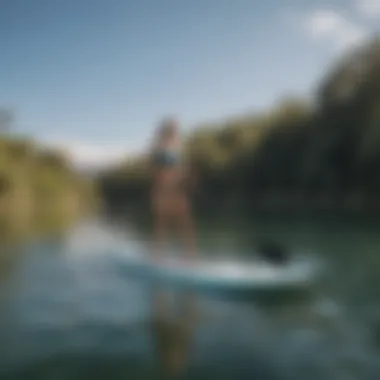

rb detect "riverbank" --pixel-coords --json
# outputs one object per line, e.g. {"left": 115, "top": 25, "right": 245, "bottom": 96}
{"left": 0, "top": 136, "right": 99, "bottom": 243}
{"left": 101, "top": 190, "right": 380, "bottom": 222}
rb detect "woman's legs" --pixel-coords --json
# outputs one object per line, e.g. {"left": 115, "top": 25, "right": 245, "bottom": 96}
{"left": 152, "top": 193, "right": 170, "bottom": 262}
{"left": 176, "top": 195, "right": 196, "bottom": 260}
{"left": 152, "top": 188, "right": 197, "bottom": 262}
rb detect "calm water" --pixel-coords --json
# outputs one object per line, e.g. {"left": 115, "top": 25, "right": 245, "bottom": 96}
{"left": 0, "top": 214, "right": 379, "bottom": 380}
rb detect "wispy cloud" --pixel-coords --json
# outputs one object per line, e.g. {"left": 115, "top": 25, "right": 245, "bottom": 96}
{"left": 295, "top": 0, "right": 380, "bottom": 51}
{"left": 354, "top": 0, "right": 380, "bottom": 18}
{"left": 302, "top": 9, "right": 368, "bottom": 50}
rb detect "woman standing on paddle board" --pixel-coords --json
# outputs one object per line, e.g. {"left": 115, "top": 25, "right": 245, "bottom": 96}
{"left": 150, "top": 117, "right": 197, "bottom": 261}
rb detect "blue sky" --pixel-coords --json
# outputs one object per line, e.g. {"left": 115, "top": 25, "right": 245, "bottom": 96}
{"left": 1, "top": 0, "right": 379, "bottom": 168}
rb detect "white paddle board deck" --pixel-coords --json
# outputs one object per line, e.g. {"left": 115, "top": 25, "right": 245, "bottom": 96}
{"left": 117, "top": 252, "right": 319, "bottom": 297}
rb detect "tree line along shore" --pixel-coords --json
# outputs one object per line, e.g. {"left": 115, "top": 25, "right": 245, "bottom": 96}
{"left": 98, "top": 38, "right": 380, "bottom": 216}
{"left": 0, "top": 136, "right": 98, "bottom": 242}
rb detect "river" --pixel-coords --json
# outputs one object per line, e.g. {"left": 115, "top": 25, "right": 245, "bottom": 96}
{"left": 0, "top": 213, "right": 379, "bottom": 380}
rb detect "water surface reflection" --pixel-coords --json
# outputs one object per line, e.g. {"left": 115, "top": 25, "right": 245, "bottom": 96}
{"left": 150, "top": 290, "right": 197, "bottom": 379}
{"left": 0, "top": 218, "right": 378, "bottom": 379}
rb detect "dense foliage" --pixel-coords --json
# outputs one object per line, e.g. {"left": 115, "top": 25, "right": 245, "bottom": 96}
{"left": 0, "top": 135, "right": 98, "bottom": 240}
{"left": 99, "top": 39, "right": 380, "bottom": 214}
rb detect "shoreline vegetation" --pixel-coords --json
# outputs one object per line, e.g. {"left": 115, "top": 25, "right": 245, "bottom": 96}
{"left": 98, "top": 38, "right": 380, "bottom": 216}
{"left": 0, "top": 135, "right": 98, "bottom": 243}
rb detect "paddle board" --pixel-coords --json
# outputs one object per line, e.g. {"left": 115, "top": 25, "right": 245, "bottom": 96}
{"left": 117, "top": 252, "right": 319, "bottom": 297}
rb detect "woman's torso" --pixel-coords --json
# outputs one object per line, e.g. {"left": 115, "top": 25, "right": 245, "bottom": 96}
{"left": 153, "top": 145, "right": 181, "bottom": 168}
{"left": 152, "top": 140, "right": 184, "bottom": 192}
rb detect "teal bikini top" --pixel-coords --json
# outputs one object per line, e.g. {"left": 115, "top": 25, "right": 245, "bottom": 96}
{"left": 153, "top": 146, "right": 181, "bottom": 167}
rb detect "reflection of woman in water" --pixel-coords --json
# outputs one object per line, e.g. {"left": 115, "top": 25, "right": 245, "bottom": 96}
{"left": 150, "top": 117, "right": 197, "bottom": 261}
{"left": 150, "top": 291, "right": 197, "bottom": 379}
